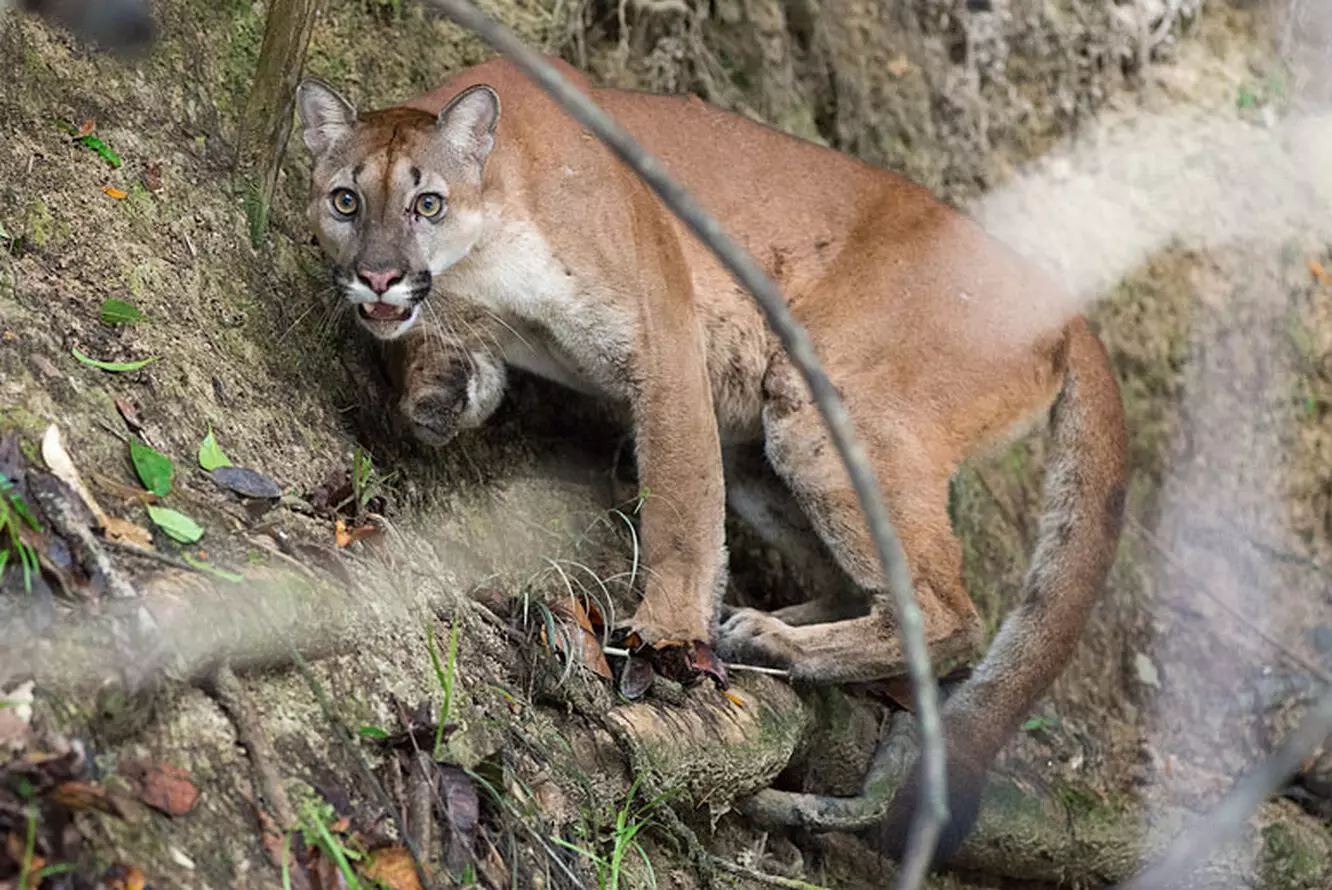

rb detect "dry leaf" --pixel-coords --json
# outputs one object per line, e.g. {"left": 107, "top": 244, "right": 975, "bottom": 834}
{"left": 144, "top": 160, "right": 163, "bottom": 192}
{"left": 101, "top": 186, "right": 128, "bottom": 200}
{"left": 439, "top": 765, "right": 479, "bottom": 870}
{"left": 363, "top": 847, "right": 424, "bottom": 890}
{"left": 334, "top": 518, "right": 379, "bottom": 548}
{"left": 619, "top": 654, "right": 655, "bottom": 700}
{"left": 49, "top": 780, "right": 118, "bottom": 814}
{"left": 477, "top": 837, "right": 511, "bottom": 888}
{"left": 103, "top": 515, "right": 154, "bottom": 549}
{"left": 544, "top": 595, "right": 613, "bottom": 680}
{"left": 76, "top": 118, "right": 96, "bottom": 138}
{"left": 114, "top": 398, "right": 146, "bottom": 435}
{"left": 887, "top": 54, "right": 912, "bottom": 77}
{"left": 41, "top": 424, "right": 108, "bottom": 527}
{"left": 121, "top": 758, "right": 200, "bottom": 816}
{"left": 92, "top": 472, "right": 161, "bottom": 505}
{"left": 1309, "top": 259, "right": 1332, "bottom": 286}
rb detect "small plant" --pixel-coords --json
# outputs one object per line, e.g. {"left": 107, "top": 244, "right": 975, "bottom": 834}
{"left": 554, "top": 773, "right": 670, "bottom": 890}
{"left": 0, "top": 472, "right": 40, "bottom": 593}
{"left": 426, "top": 614, "right": 462, "bottom": 759}
{"left": 297, "top": 798, "right": 366, "bottom": 890}
{"left": 350, "top": 447, "right": 395, "bottom": 516}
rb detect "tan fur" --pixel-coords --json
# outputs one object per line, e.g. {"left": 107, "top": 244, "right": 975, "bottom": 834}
{"left": 296, "top": 56, "right": 1128, "bottom": 859}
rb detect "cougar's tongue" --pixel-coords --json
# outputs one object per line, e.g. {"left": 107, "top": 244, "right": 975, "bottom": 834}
{"left": 361, "top": 302, "right": 409, "bottom": 320}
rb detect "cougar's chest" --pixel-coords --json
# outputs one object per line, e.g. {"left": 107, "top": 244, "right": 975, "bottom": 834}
{"left": 442, "top": 220, "right": 636, "bottom": 399}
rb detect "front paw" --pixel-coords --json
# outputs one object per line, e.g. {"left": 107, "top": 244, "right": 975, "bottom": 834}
{"left": 400, "top": 381, "right": 468, "bottom": 447}
{"left": 717, "top": 608, "right": 800, "bottom": 670}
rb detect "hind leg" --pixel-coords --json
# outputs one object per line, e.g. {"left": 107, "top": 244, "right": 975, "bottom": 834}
{"left": 723, "top": 444, "right": 870, "bottom": 626}
{"left": 717, "top": 355, "right": 983, "bottom": 683}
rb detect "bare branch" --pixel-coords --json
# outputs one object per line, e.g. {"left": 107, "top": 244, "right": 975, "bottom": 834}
{"left": 1118, "top": 686, "right": 1332, "bottom": 890}
{"left": 411, "top": 2, "right": 946, "bottom": 882}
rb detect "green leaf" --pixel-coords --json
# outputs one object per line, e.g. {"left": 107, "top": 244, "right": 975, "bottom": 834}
{"left": 99, "top": 298, "right": 144, "bottom": 325}
{"left": 1022, "top": 715, "right": 1058, "bottom": 733}
{"left": 181, "top": 552, "right": 242, "bottom": 582}
{"left": 357, "top": 725, "right": 389, "bottom": 740}
{"left": 146, "top": 505, "right": 203, "bottom": 543}
{"left": 71, "top": 346, "right": 158, "bottom": 373}
{"left": 77, "top": 134, "right": 122, "bottom": 168}
{"left": 129, "top": 440, "right": 173, "bottom": 496}
{"left": 198, "top": 428, "right": 233, "bottom": 471}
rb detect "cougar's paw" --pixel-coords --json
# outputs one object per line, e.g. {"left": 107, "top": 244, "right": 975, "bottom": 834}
{"left": 400, "top": 382, "right": 468, "bottom": 448}
{"left": 612, "top": 626, "right": 729, "bottom": 695}
{"left": 718, "top": 608, "right": 799, "bottom": 671}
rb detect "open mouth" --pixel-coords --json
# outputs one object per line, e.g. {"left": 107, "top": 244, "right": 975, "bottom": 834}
{"left": 357, "top": 302, "right": 412, "bottom": 322}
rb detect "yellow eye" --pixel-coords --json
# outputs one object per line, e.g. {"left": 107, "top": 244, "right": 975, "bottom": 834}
{"left": 331, "top": 189, "right": 359, "bottom": 217}
{"left": 414, "top": 192, "right": 444, "bottom": 218}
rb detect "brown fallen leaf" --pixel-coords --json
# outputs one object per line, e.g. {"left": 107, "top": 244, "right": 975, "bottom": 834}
{"left": 75, "top": 118, "right": 96, "bottom": 138}
{"left": 114, "top": 398, "right": 147, "bottom": 436}
{"left": 363, "top": 846, "right": 424, "bottom": 890}
{"left": 1310, "top": 259, "right": 1332, "bottom": 286}
{"left": 721, "top": 690, "right": 746, "bottom": 708}
{"left": 334, "top": 518, "right": 379, "bottom": 548}
{"left": 618, "top": 654, "right": 655, "bottom": 700}
{"left": 477, "top": 837, "right": 511, "bottom": 888}
{"left": 103, "top": 515, "right": 154, "bottom": 549}
{"left": 144, "top": 160, "right": 163, "bottom": 192}
{"left": 543, "top": 594, "right": 613, "bottom": 680}
{"left": 438, "top": 764, "right": 479, "bottom": 870}
{"left": 92, "top": 472, "right": 161, "bottom": 505}
{"left": 120, "top": 757, "right": 200, "bottom": 816}
{"left": 41, "top": 424, "right": 109, "bottom": 528}
{"left": 101, "top": 186, "right": 128, "bottom": 200}
{"left": 48, "top": 780, "right": 119, "bottom": 815}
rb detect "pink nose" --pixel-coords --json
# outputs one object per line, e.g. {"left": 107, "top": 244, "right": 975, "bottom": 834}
{"left": 358, "top": 268, "right": 403, "bottom": 295}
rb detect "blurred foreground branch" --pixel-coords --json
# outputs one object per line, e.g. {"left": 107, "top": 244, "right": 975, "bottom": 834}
{"left": 412, "top": 1, "right": 944, "bottom": 883}
{"left": 1118, "top": 687, "right": 1332, "bottom": 889}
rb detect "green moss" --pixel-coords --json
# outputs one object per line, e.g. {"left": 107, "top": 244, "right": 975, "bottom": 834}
{"left": 23, "top": 198, "right": 60, "bottom": 248}
{"left": 1261, "top": 822, "right": 1326, "bottom": 888}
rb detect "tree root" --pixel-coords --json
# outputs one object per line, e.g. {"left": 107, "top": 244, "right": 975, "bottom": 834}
{"left": 4, "top": 557, "right": 1329, "bottom": 888}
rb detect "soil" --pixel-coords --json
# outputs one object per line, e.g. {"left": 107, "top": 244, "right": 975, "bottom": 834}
{"left": 1, "top": 0, "right": 1330, "bottom": 887}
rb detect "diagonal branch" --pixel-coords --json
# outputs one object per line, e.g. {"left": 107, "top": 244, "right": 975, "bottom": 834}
{"left": 411, "top": 1, "right": 946, "bottom": 883}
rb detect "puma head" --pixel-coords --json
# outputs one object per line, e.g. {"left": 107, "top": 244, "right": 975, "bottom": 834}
{"left": 295, "top": 78, "right": 501, "bottom": 340}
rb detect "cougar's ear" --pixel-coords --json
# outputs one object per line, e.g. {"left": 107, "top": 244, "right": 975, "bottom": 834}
{"left": 296, "top": 78, "right": 357, "bottom": 157}
{"left": 438, "top": 84, "right": 501, "bottom": 167}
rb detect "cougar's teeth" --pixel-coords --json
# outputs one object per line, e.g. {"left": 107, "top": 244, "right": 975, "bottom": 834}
{"left": 359, "top": 302, "right": 410, "bottom": 321}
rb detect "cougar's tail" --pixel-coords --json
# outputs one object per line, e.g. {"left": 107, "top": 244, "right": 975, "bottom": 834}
{"left": 872, "top": 317, "right": 1128, "bottom": 863}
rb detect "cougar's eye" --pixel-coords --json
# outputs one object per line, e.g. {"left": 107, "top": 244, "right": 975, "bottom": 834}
{"left": 331, "top": 189, "right": 359, "bottom": 217}
{"left": 414, "top": 192, "right": 444, "bottom": 219}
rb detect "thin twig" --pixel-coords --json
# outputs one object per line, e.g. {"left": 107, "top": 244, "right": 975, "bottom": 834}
{"left": 1127, "top": 516, "right": 1332, "bottom": 685}
{"left": 416, "top": 3, "right": 945, "bottom": 879}
{"left": 711, "top": 855, "right": 831, "bottom": 889}
{"left": 1117, "top": 686, "right": 1332, "bottom": 889}
{"left": 602, "top": 645, "right": 792, "bottom": 677}
{"left": 102, "top": 538, "right": 207, "bottom": 575}
{"left": 207, "top": 662, "right": 298, "bottom": 827}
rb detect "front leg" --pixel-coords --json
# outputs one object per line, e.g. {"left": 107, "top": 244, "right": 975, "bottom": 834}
{"left": 384, "top": 310, "right": 509, "bottom": 448}
{"left": 621, "top": 248, "right": 728, "bottom": 684}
